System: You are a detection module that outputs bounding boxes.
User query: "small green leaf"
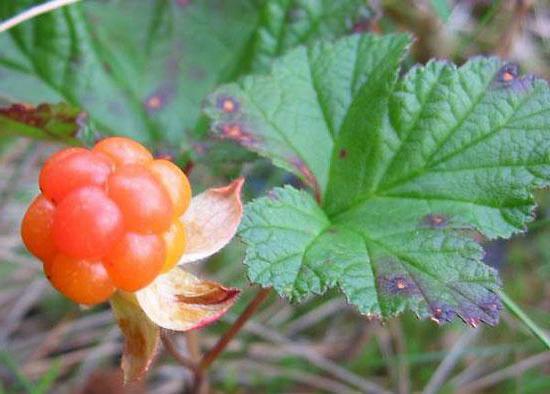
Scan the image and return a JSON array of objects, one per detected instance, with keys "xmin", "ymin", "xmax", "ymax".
[
  {"xmin": 211, "ymin": 34, "xmax": 550, "ymax": 326},
  {"xmin": 0, "ymin": 0, "xmax": 366, "ymax": 146}
]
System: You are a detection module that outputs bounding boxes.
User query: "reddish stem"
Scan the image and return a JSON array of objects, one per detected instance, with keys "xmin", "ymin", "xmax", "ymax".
[
  {"xmin": 199, "ymin": 288, "xmax": 271, "ymax": 370},
  {"xmin": 160, "ymin": 330, "xmax": 199, "ymax": 374}
]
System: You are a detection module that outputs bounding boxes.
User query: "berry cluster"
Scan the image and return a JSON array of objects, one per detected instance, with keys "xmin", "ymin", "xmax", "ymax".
[{"xmin": 21, "ymin": 137, "xmax": 191, "ymax": 305}]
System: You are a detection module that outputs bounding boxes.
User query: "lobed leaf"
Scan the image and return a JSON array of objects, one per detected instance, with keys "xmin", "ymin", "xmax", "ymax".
[{"xmin": 209, "ymin": 34, "xmax": 550, "ymax": 325}]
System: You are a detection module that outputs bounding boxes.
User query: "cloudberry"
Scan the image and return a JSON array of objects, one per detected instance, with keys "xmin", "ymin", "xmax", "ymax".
[{"xmin": 21, "ymin": 137, "xmax": 192, "ymax": 305}]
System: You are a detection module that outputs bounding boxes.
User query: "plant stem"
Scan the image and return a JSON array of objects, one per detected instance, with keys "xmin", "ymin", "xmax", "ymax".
[
  {"xmin": 0, "ymin": 0, "xmax": 82, "ymax": 33},
  {"xmin": 185, "ymin": 331, "xmax": 207, "ymax": 394},
  {"xmin": 160, "ymin": 330, "xmax": 198, "ymax": 374},
  {"xmin": 199, "ymin": 287, "xmax": 271, "ymax": 370},
  {"xmin": 498, "ymin": 289, "xmax": 550, "ymax": 350}
]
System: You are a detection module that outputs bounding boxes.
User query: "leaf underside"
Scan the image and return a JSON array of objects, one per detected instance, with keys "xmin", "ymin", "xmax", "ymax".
[
  {"xmin": 0, "ymin": 0, "xmax": 366, "ymax": 146},
  {"xmin": 206, "ymin": 34, "xmax": 550, "ymax": 326}
]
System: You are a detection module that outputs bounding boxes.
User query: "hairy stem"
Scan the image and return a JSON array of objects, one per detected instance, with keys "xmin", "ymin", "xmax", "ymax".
[
  {"xmin": 498, "ymin": 290, "xmax": 550, "ymax": 350},
  {"xmin": 199, "ymin": 287, "xmax": 271, "ymax": 370}
]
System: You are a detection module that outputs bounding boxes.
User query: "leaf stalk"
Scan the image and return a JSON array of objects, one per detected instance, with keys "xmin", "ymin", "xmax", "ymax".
[
  {"xmin": 498, "ymin": 289, "xmax": 550, "ymax": 350},
  {"xmin": 199, "ymin": 287, "xmax": 271, "ymax": 370}
]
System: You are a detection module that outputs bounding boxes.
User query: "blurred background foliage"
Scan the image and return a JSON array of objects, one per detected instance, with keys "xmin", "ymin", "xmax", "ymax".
[{"xmin": 0, "ymin": 0, "xmax": 549, "ymax": 393}]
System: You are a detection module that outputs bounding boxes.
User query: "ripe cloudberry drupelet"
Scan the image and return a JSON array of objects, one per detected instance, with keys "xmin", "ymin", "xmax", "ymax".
[{"xmin": 21, "ymin": 137, "xmax": 191, "ymax": 305}]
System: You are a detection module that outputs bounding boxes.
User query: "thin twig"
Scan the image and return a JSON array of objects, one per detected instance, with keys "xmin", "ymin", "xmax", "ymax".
[
  {"xmin": 389, "ymin": 320, "xmax": 410, "ymax": 394},
  {"xmin": 0, "ymin": 279, "xmax": 47, "ymax": 346},
  {"xmin": 160, "ymin": 330, "xmax": 198, "ymax": 374},
  {"xmin": 422, "ymin": 328, "xmax": 481, "ymax": 394},
  {"xmin": 0, "ymin": 0, "xmax": 82, "ymax": 33},
  {"xmin": 496, "ymin": 0, "xmax": 532, "ymax": 58},
  {"xmin": 26, "ymin": 314, "xmax": 75, "ymax": 361},
  {"xmin": 448, "ymin": 358, "xmax": 489, "ymax": 389},
  {"xmin": 226, "ymin": 359, "xmax": 359, "ymax": 393},
  {"xmin": 459, "ymin": 352, "xmax": 550, "ymax": 393},
  {"xmin": 241, "ymin": 318, "xmax": 390, "ymax": 394},
  {"xmin": 199, "ymin": 287, "xmax": 271, "ymax": 370},
  {"xmin": 375, "ymin": 329, "xmax": 397, "ymax": 390},
  {"xmin": 185, "ymin": 331, "xmax": 207, "ymax": 394},
  {"xmin": 285, "ymin": 299, "xmax": 345, "ymax": 336}
]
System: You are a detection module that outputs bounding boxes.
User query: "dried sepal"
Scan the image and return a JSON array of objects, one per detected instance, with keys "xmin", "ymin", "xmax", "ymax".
[
  {"xmin": 136, "ymin": 268, "xmax": 240, "ymax": 331},
  {"xmin": 110, "ymin": 291, "xmax": 160, "ymax": 383},
  {"xmin": 178, "ymin": 177, "xmax": 244, "ymax": 264}
]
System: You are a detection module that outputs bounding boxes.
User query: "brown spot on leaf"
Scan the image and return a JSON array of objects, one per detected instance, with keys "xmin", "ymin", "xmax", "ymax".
[
  {"xmin": 429, "ymin": 302, "xmax": 456, "ymax": 324},
  {"xmin": 466, "ymin": 317, "xmax": 480, "ymax": 328},
  {"xmin": 478, "ymin": 292, "xmax": 502, "ymax": 322},
  {"xmin": 217, "ymin": 96, "xmax": 239, "ymax": 114},
  {"xmin": 216, "ymin": 122, "xmax": 257, "ymax": 147},
  {"xmin": 144, "ymin": 86, "xmax": 175, "ymax": 112},
  {"xmin": 378, "ymin": 275, "xmax": 419, "ymax": 296},
  {"xmin": 396, "ymin": 278, "xmax": 407, "ymax": 289},
  {"xmin": 493, "ymin": 63, "xmax": 535, "ymax": 93},
  {"xmin": 423, "ymin": 213, "xmax": 449, "ymax": 228},
  {"xmin": 339, "ymin": 148, "xmax": 348, "ymax": 159},
  {"xmin": 457, "ymin": 299, "xmax": 500, "ymax": 326},
  {"xmin": 145, "ymin": 96, "xmax": 162, "ymax": 110},
  {"xmin": 497, "ymin": 63, "xmax": 519, "ymax": 83}
]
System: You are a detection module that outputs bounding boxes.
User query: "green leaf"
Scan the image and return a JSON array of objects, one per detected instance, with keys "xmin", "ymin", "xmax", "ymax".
[
  {"xmin": 210, "ymin": 34, "xmax": 550, "ymax": 326},
  {"xmin": 205, "ymin": 33, "xmax": 411, "ymax": 198},
  {"xmin": 0, "ymin": 0, "xmax": 366, "ymax": 147},
  {"xmin": 0, "ymin": 102, "xmax": 83, "ymax": 143}
]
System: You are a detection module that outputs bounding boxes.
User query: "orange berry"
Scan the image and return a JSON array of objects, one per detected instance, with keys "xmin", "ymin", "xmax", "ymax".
[
  {"xmin": 149, "ymin": 159, "xmax": 192, "ymax": 217},
  {"xmin": 107, "ymin": 165, "xmax": 173, "ymax": 233},
  {"xmin": 45, "ymin": 254, "xmax": 115, "ymax": 305},
  {"xmin": 93, "ymin": 137, "xmax": 153, "ymax": 167},
  {"xmin": 39, "ymin": 148, "xmax": 113, "ymax": 203},
  {"xmin": 21, "ymin": 195, "xmax": 57, "ymax": 264},
  {"xmin": 53, "ymin": 186, "xmax": 125, "ymax": 259},
  {"xmin": 161, "ymin": 220, "xmax": 186, "ymax": 273},
  {"xmin": 104, "ymin": 232, "xmax": 165, "ymax": 292}
]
